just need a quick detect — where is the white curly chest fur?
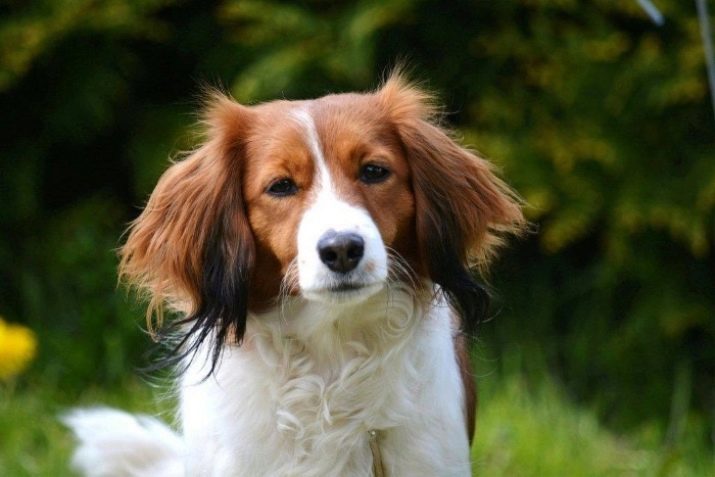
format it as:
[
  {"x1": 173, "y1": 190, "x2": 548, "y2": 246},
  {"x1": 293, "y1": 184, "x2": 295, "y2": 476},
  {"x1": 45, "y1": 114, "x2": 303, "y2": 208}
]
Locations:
[{"x1": 180, "y1": 287, "x2": 470, "y2": 477}]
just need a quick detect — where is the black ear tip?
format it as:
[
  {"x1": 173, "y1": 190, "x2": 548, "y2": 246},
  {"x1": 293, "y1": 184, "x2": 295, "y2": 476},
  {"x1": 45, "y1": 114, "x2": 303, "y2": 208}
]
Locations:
[
  {"x1": 443, "y1": 271, "x2": 490, "y2": 336},
  {"x1": 146, "y1": 223, "x2": 253, "y2": 378},
  {"x1": 428, "y1": 248, "x2": 490, "y2": 336}
]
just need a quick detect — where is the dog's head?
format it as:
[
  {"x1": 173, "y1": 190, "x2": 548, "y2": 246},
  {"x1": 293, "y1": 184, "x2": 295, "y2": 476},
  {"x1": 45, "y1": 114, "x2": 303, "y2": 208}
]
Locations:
[{"x1": 119, "y1": 73, "x2": 524, "y2": 366}]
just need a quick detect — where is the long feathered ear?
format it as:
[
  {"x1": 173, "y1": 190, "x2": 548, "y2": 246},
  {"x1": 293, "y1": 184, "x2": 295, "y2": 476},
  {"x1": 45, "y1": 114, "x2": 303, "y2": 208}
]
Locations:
[
  {"x1": 378, "y1": 73, "x2": 525, "y2": 332},
  {"x1": 119, "y1": 92, "x2": 254, "y2": 370}
]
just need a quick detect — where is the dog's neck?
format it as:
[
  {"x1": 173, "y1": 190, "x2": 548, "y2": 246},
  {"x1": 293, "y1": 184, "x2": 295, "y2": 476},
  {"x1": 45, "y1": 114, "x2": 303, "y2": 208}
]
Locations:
[{"x1": 244, "y1": 283, "x2": 430, "y2": 363}]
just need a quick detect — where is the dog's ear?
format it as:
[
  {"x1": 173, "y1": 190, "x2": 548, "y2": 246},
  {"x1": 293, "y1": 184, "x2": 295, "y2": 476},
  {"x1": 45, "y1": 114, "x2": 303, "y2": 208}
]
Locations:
[
  {"x1": 119, "y1": 92, "x2": 255, "y2": 367},
  {"x1": 378, "y1": 74, "x2": 525, "y2": 330}
]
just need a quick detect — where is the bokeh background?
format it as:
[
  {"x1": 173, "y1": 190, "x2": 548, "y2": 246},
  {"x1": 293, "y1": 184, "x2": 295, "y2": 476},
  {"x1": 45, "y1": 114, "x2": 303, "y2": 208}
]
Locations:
[{"x1": 1, "y1": 1, "x2": 713, "y2": 475}]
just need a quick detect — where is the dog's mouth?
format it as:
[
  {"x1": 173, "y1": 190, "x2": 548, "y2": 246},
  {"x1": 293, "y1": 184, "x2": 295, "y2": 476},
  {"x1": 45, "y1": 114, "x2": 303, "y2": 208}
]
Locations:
[
  {"x1": 303, "y1": 280, "x2": 384, "y2": 304},
  {"x1": 329, "y1": 282, "x2": 365, "y2": 292}
]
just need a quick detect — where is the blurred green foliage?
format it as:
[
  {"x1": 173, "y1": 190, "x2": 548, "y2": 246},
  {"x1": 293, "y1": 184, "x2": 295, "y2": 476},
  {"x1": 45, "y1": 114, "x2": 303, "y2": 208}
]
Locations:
[{"x1": 0, "y1": 0, "x2": 713, "y2": 445}]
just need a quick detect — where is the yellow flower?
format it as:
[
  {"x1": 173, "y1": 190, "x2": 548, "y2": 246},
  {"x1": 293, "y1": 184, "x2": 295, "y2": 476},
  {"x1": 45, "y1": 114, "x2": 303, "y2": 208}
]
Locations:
[{"x1": 0, "y1": 317, "x2": 37, "y2": 380}]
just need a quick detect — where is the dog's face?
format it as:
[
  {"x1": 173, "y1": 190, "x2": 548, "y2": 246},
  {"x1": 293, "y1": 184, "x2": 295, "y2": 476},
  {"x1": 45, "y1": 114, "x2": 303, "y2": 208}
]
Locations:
[
  {"x1": 242, "y1": 97, "x2": 416, "y2": 307},
  {"x1": 119, "y1": 74, "x2": 524, "y2": 360}
]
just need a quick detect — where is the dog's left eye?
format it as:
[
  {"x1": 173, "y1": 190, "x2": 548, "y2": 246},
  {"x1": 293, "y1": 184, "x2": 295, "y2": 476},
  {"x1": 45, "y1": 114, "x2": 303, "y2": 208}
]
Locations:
[
  {"x1": 266, "y1": 178, "x2": 298, "y2": 197},
  {"x1": 359, "y1": 164, "x2": 391, "y2": 184}
]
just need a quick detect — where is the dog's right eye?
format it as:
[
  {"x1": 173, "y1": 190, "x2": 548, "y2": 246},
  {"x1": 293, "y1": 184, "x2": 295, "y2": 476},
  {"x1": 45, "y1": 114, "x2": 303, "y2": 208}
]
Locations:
[
  {"x1": 359, "y1": 163, "x2": 391, "y2": 184},
  {"x1": 266, "y1": 178, "x2": 298, "y2": 197}
]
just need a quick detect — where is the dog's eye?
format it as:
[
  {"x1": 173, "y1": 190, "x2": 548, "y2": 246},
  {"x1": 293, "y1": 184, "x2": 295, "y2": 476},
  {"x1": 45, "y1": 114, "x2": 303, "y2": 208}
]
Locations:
[
  {"x1": 359, "y1": 164, "x2": 391, "y2": 184},
  {"x1": 266, "y1": 178, "x2": 298, "y2": 197}
]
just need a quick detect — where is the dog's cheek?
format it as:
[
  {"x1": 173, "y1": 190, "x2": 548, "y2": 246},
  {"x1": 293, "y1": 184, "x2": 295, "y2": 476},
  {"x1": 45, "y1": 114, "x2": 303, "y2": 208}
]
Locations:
[{"x1": 246, "y1": 199, "x2": 304, "y2": 303}]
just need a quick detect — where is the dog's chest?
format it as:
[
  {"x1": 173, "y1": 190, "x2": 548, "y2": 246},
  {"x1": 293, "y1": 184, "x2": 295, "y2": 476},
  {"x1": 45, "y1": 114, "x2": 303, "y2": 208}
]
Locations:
[
  {"x1": 247, "y1": 328, "x2": 423, "y2": 474},
  {"x1": 183, "y1": 338, "x2": 422, "y2": 476},
  {"x1": 180, "y1": 298, "x2": 469, "y2": 476}
]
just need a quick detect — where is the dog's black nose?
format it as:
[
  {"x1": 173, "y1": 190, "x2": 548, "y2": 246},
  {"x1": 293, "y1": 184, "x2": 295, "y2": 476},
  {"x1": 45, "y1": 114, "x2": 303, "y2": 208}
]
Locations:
[{"x1": 317, "y1": 231, "x2": 365, "y2": 273}]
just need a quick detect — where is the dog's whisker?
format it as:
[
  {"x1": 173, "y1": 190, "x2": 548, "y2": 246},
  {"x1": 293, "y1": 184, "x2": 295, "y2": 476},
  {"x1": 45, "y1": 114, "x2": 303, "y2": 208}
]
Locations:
[
  {"x1": 279, "y1": 259, "x2": 300, "y2": 322},
  {"x1": 385, "y1": 247, "x2": 418, "y2": 291}
]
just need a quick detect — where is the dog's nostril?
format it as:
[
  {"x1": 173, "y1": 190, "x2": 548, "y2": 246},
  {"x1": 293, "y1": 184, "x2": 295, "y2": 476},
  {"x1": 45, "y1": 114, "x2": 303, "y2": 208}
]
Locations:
[
  {"x1": 317, "y1": 232, "x2": 365, "y2": 274},
  {"x1": 323, "y1": 250, "x2": 338, "y2": 262},
  {"x1": 346, "y1": 244, "x2": 363, "y2": 260}
]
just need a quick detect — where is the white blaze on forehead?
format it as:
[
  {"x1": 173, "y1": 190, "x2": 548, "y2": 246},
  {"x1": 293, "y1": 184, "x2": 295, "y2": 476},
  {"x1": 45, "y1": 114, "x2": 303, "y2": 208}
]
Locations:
[{"x1": 291, "y1": 107, "x2": 333, "y2": 193}]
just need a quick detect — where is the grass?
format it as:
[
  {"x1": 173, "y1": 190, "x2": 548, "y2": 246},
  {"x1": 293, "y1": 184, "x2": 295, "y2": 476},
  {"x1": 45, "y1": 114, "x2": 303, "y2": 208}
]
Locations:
[
  {"x1": 1, "y1": 374, "x2": 712, "y2": 476},
  {"x1": 0, "y1": 379, "x2": 159, "y2": 477},
  {"x1": 472, "y1": 374, "x2": 714, "y2": 476}
]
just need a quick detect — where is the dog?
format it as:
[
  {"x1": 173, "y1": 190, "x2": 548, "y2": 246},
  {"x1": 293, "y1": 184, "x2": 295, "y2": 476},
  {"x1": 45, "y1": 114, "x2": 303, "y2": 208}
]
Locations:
[{"x1": 64, "y1": 72, "x2": 524, "y2": 477}]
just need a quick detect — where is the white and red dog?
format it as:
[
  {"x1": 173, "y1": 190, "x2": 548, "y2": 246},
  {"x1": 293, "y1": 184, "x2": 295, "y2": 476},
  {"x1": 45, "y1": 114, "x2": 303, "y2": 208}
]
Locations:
[{"x1": 65, "y1": 73, "x2": 524, "y2": 477}]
